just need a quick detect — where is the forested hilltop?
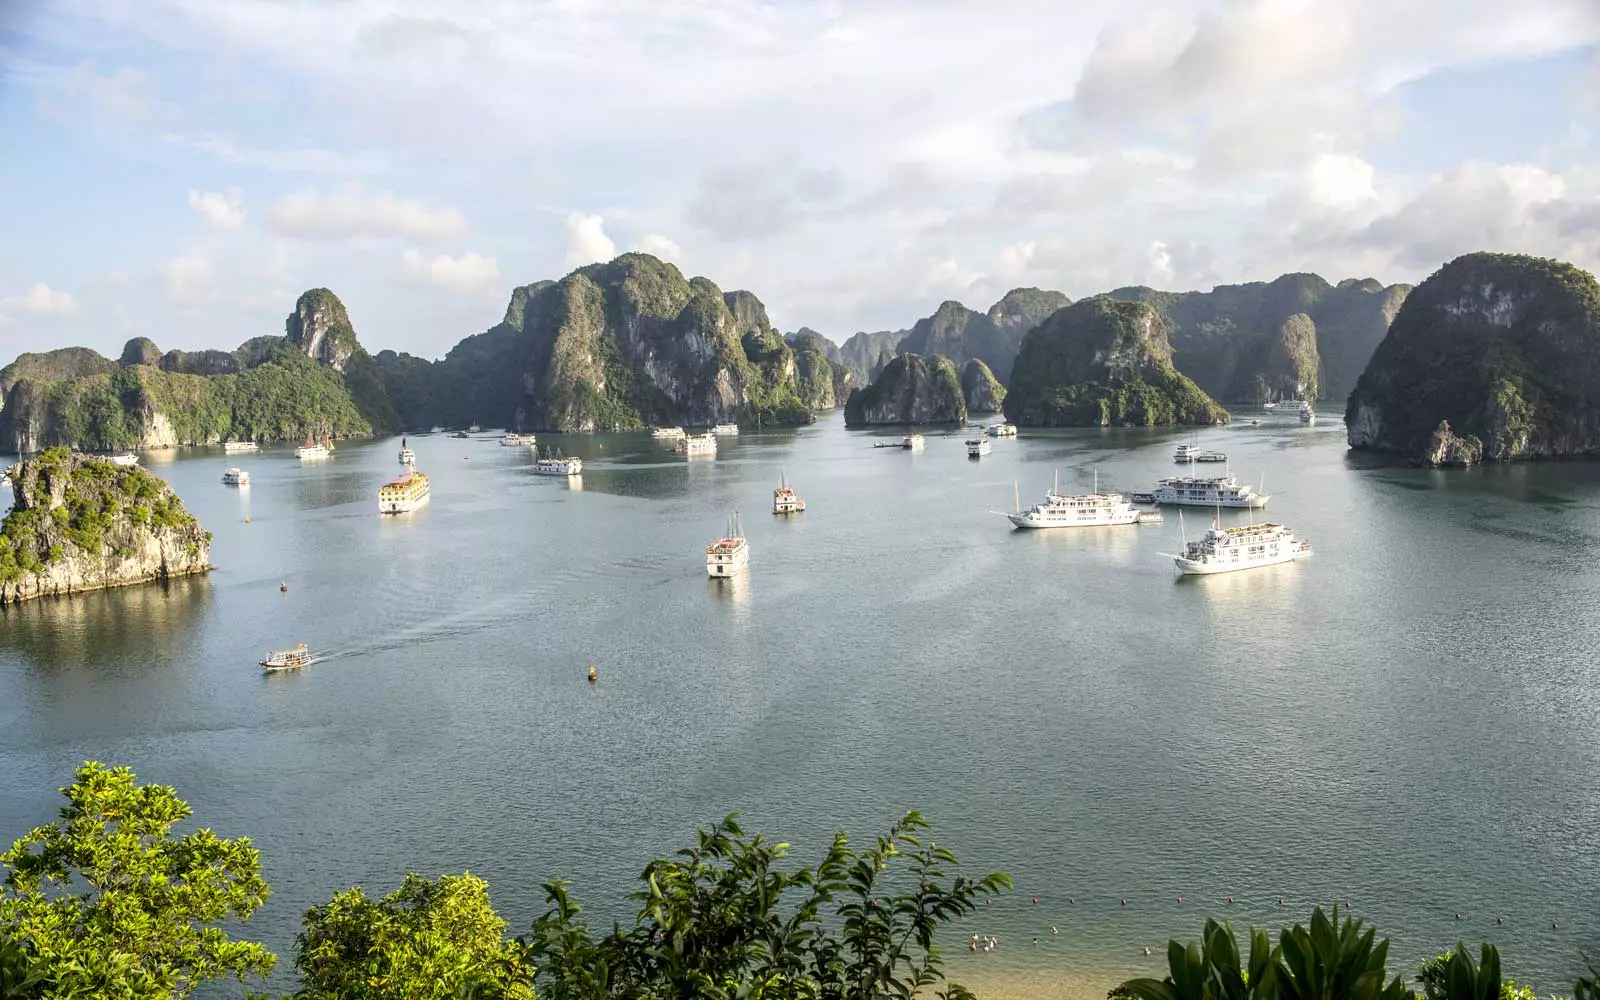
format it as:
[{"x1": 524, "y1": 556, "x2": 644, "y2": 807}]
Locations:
[{"x1": 0, "y1": 257, "x2": 1416, "y2": 448}]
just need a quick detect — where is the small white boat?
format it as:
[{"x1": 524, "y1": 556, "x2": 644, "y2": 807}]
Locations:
[
  {"x1": 652, "y1": 426, "x2": 687, "y2": 440},
  {"x1": 1151, "y1": 474, "x2": 1270, "y2": 509},
  {"x1": 223, "y1": 441, "x2": 259, "y2": 454},
  {"x1": 902, "y1": 434, "x2": 925, "y2": 451},
  {"x1": 468, "y1": 424, "x2": 482, "y2": 433},
  {"x1": 398, "y1": 437, "x2": 416, "y2": 465},
  {"x1": 1193, "y1": 449, "x2": 1228, "y2": 463},
  {"x1": 1299, "y1": 401, "x2": 1316, "y2": 424},
  {"x1": 533, "y1": 450, "x2": 582, "y2": 476},
  {"x1": 773, "y1": 472, "x2": 805, "y2": 515},
  {"x1": 109, "y1": 452, "x2": 139, "y2": 467},
  {"x1": 1137, "y1": 508, "x2": 1164, "y2": 523},
  {"x1": 683, "y1": 433, "x2": 717, "y2": 457},
  {"x1": 260, "y1": 643, "x2": 312, "y2": 672},
  {"x1": 706, "y1": 511, "x2": 749, "y2": 577},
  {"x1": 987, "y1": 423, "x2": 1018, "y2": 438},
  {"x1": 222, "y1": 468, "x2": 250, "y2": 486},
  {"x1": 501, "y1": 434, "x2": 526, "y2": 446},
  {"x1": 967, "y1": 437, "x2": 992, "y2": 458},
  {"x1": 712, "y1": 423, "x2": 740, "y2": 436},
  {"x1": 295, "y1": 433, "x2": 330, "y2": 460}
]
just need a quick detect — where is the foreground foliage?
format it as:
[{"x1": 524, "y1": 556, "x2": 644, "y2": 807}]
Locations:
[
  {"x1": 0, "y1": 763, "x2": 274, "y2": 999},
  {"x1": 525, "y1": 811, "x2": 1010, "y2": 1000}
]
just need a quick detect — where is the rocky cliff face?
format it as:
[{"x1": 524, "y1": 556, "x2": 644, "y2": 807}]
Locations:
[
  {"x1": 374, "y1": 258, "x2": 819, "y2": 432},
  {"x1": 1345, "y1": 252, "x2": 1600, "y2": 466},
  {"x1": 1003, "y1": 298, "x2": 1229, "y2": 427},
  {"x1": 1105, "y1": 273, "x2": 1408, "y2": 402},
  {"x1": 285, "y1": 288, "x2": 361, "y2": 372},
  {"x1": 838, "y1": 330, "x2": 905, "y2": 386},
  {"x1": 896, "y1": 288, "x2": 1069, "y2": 384},
  {"x1": 120, "y1": 338, "x2": 162, "y2": 367},
  {"x1": 960, "y1": 358, "x2": 1006, "y2": 412},
  {"x1": 843, "y1": 353, "x2": 966, "y2": 426},
  {"x1": 789, "y1": 330, "x2": 842, "y2": 410},
  {"x1": 0, "y1": 449, "x2": 210, "y2": 605}
]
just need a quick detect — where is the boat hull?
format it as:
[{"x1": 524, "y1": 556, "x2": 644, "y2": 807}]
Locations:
[
  {"x1": 1007, "y1": 510, "x2": 1141, "y2": 529},
  {"x1": 1153, "y1": 494, "x2": 1269, "y2": 509},
  {"x1": 379, "y1": 491, "x2": 431, "y2": 515},
  {"x1": 1174, "y1": 550, "x2": 1309, "y2": 575}
]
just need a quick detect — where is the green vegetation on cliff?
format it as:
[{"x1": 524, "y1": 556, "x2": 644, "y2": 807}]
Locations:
[
  {"x1": 897, "y1": 287, "x2": 1069, "y2": 384},
  {"x1": 417, "y1": 253, "x2": 815, "y2": 432},
  {"x1": 1004, "y1": 298, "x2": 1229, "y2": 426},
  {"x1": 844, "y1": 352, "x2": 966, "y2": 426},
  {"x1": 789, "y1": 329, "x2": 842, "y2": 410},
  {"x1": 0, "y1": 348, "x2": 117, "y2": 400},
  {"x1": 1, "y1": 344, "x2": 372, "y2": 451},
  {"x1": 1346, "y1": 252, "x2": 1600, "y2": 464},
  {"x1": 960, "y1": 357, "x2": 1006, "y2": 412},
  {"x1": 1106, "y1": 273, "x2": 1408, "y2": 402},
  {"x1": 0, "y1": 448, "x2": 208, "y2": 588}
]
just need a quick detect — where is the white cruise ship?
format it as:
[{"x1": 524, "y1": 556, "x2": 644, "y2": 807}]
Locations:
[
  {"x1": 378, "y1": 469, "x2": 430, "y2": 514},
  {"x1": 683, "y1": 432, "x2": 717, "y2": 456},
  {"x1": 222, "y1": 467, "x2": 250, "y2": 486},
  {"x1": 1170, "y1": 519, "x2": 1311, "y2": 575},
  {"x1": 651, "y1": 426, "x2": 686, "y2": 440},
  {"x1": 109, "y1": 453, "x2": 139, "y2": 467},
  {"x1": 1299, "y1": 401, "x2": 1316, "y2": 424},
  {"x1": 706, "y1": 511, "x2": 749, "y2": 577},
  {"x1": 1151, "y1": 474, "x2": 1270, "y2": 508},
  {"x1": 398, "y1": 437, "x2": 416, "y2": 465},
  {"x1": 966, "y1": 436, "x2": 992, "y2": 458},
  {"x1": 712, "y1": 422, "x2": 740, "y2": 436},
  {"x1": 1008, "y1": 489, "x2": 1141, "y2": 529},
  {"x1": 987, "y1": 423, "x2": 1018, "y2": 438},
  {"x1": 533, "y1": 452, "x2": 582, "y2": 476},
  {"x1": 223, "y1": 441, "x2": 259, "y2": 454},
  {"x1": 501, "y1": 433, "x2": 527, "y2": 446}
]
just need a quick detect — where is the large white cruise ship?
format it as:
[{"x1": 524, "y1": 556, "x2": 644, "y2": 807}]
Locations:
[
  {"x1": 1007, "y1": 471, "x2": 1147, "y2": 529},
  {"x1": 1170, "y1": 519, "x2": 1311, "y2": 575},
  {"x1": 1151, "y1": 473, "x2": 1269, "y2": 508},
  {"x1": 378, "y1": 469, "x2": 430, "y2": 514}
]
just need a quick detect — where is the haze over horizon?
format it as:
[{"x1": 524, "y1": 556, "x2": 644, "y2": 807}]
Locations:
[{"x1": 2, "y1": 0, "x2": 1598, "y2": 360}]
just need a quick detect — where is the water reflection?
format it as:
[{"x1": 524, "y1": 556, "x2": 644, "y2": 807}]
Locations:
[
  {"x1": 0, "y1": 576, "x2": 212, "y2": 671},
  {"x1": 566, "y1": 474, "x2": 584, "y2": 492},
  {"x1": 708, "y1": 570, "x2": 751, "y2": 610}
]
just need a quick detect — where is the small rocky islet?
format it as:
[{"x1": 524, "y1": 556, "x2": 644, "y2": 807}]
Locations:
[{"x1": 0, "y1": 448, "x2": 210, "y2": 605}]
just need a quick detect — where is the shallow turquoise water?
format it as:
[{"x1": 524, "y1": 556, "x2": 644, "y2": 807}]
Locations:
[{"x1": 2, "y1": 414, "x2": 1597, "y2": 996}]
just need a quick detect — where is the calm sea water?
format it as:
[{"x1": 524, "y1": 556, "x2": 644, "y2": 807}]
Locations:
[{"x1": 2, "y1": 414, "x2": 1598, "y2": 998}]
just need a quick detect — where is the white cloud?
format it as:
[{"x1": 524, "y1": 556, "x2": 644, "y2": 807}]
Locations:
[
  {"x1": 564, "y1": 213, "x2": 616, "y2": 268},
  {"x1": 637, "y1": 233, "x2": 682, "y2": 261},
  {"x1": 188, "y1": 187, "x2": 248, "y2": 228},
  {"x1": 0, "y1": 283, "x2": 80, "y2": 326},
  {"x1": 162, "y1": 252, "x2": 218, "y2": 305},
  {"x1": 1305, "y1": 154, "x2": 1378, "y2": 211},
  {"x1": 168, "y1": 133, "x2": 389, "y2": 175},
  {"x1": 67, "y1": 60, "x2": 154, "y2": 122},
  {"x1": 268, "y1": 184, "x2": 468, "y2": 242},
  {"x1": 401, "y1": 249, "x2": 501, "y2": 295}
]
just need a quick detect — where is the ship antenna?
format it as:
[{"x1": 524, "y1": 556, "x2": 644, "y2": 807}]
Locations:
[
  {"x1": 1179, "y1": 508, "x2": 1188, "y2": 546},
  {"x1": 1014, "y1": 479, "x2": 1021, "y2": 514}
]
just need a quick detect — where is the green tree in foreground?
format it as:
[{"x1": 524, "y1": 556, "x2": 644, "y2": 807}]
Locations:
[
  {"x1": 0, "y1": 932, "x2": 46, "y2": 1000},
  {"x1": 293, "y1": 872, "x2": 534, "y2": 1000},
  {"x1": 524, "y1": 810, "x2": 1011, "y2": 1000},
  {"x1": 0, "y1": 762, "x2": 274, "y2": 1000}
]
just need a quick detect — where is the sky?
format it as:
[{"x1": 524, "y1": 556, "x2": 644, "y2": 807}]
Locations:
[{"x1": 0, "y1": 0, "x2": 1597, "y2": 361}]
